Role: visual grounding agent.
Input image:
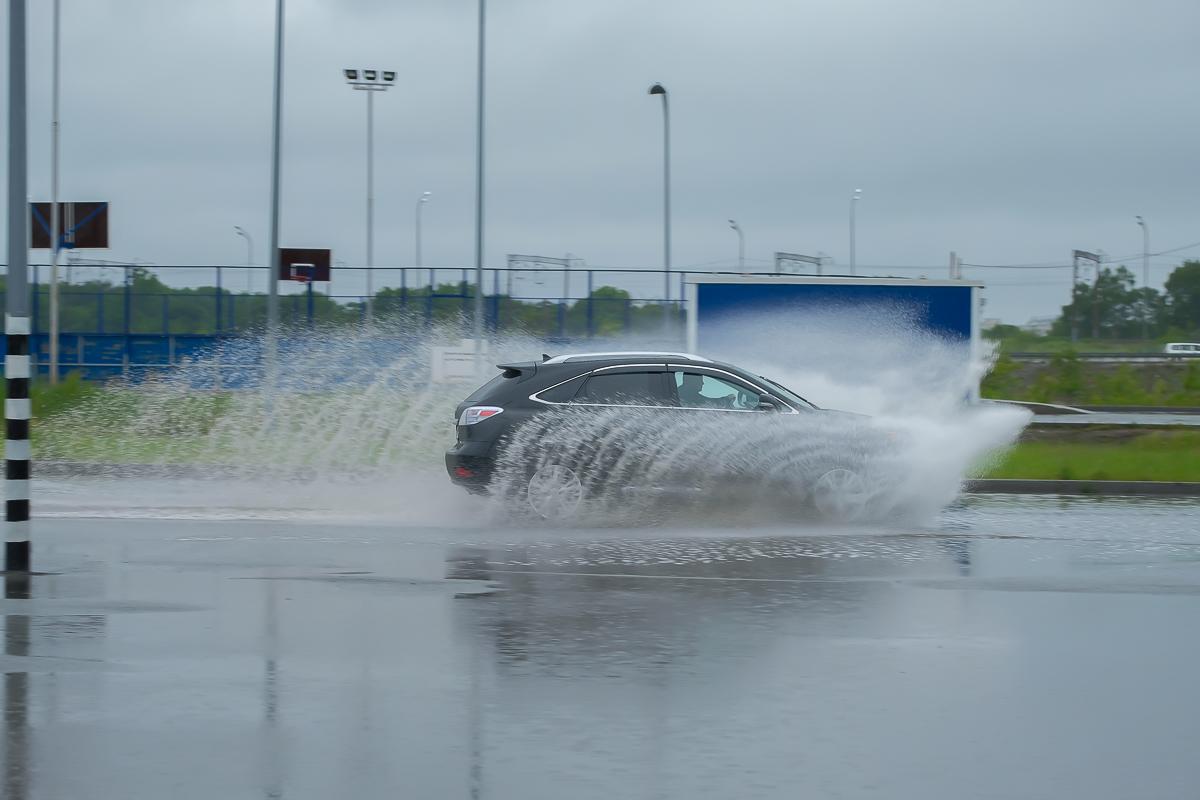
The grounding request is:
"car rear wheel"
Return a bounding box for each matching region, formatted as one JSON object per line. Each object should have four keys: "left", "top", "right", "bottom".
{"left": 526, "top": 464, "right": 583, "bottom": 521}
{"left": 812, "top": 467, "right": 870, "bottom": 521}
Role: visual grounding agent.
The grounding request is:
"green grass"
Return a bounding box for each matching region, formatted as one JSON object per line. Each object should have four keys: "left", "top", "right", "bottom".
{"left": 0, "top": 372, "right": 103, "bottom": 418}
{"left": 980, "top": 431, "right": 1200, "bottom": 482}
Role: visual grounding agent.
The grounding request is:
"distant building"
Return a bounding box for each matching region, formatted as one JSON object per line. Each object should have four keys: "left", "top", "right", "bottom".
{"left": 981, "top": 317, "right": 1003, "bottom": 330}
{"left": 1023, "top": 317, "right": 1056, "bottom": 335}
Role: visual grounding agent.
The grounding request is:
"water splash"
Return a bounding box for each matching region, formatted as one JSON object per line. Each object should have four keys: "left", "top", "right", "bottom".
{"left": 38, "top": 312, "right": 1028, "bottom": 526}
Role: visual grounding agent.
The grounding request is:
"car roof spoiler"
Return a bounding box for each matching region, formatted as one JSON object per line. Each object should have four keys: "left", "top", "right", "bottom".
{"left": 496, "top": 361, "right": 539, "bottom": 379}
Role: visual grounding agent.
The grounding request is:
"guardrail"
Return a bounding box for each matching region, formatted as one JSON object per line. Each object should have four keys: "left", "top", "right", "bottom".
{"left": 1006, "top": 352, "right": 1200, "bottom": 362}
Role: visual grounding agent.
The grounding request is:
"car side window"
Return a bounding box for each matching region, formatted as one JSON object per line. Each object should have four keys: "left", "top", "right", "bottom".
{"left": 673, "top": 371, "right": 761, "bottom": 410}
{"left": 573, "top": 371, "right": 669, "bottom": 406}
{"left": 536, "top": 376, "right": 585, "bottom": 403}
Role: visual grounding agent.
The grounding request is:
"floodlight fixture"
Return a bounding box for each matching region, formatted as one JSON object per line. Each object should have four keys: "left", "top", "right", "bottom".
{"left": 364, "top": 69, "right": 377, "bottom": 81}
{"left": 383, "top": 71, "right": 396, "bottom": 82}
{"left": 344, "top": 69, "right": 358, "bottom": 81}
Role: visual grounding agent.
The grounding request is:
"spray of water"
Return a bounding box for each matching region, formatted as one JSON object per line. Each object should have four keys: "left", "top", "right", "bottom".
{"left": 38, "top": 310, "right": 1028, "bottom": 526}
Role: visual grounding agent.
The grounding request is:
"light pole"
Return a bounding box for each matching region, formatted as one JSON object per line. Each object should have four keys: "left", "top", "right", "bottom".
{"left": 234, "top": 226, "right": 254, "bottom": 292}
{"left": 728, "top": 219, "right": 744, "bottom": 270}
{"left": 344, "top": 68, "right": 396, "bottom": 323}
{"left": 648, "top": 82, "right": 671, "bottom": 318}
{"left": 1136, "top": 215, "right": 1150, "bottom": 340}
{"left": 473, "top": 0, "right": 486, "bottom": 364}
{"left": 415, "top": 190, "right": 431, "bottom": 285}
{"left": 849, "top": 188, "right": 862, "bottom": 275}
{"left": 267, "top": 0, "right": 284, "bottom": 342}
{"left": 48, "top": 0, "right": 61, "bottom": 384}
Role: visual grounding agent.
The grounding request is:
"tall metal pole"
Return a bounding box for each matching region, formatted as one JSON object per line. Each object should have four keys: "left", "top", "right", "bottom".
{"left": 473, "top": 0, "right": 486, "bottom": 364}
{"left": 365, "top": 88, "right": 375, "bottom": 323}
{"left": 266, "top": 0, "right": 284, "bottom": 337}
{"left": 416, "top": 191, "right": 430, "bottom": 284}
{"left": 648, "top": 83, "right": 671, "bottom": 321}
{"left": 235, "top": 225, "right": 254, "bottom": 292}
{"left": 1136, "top": 215, "right": 1150, "bottom": 340}
{"left": 7, "top": 0, "right": 33, "bottom": 571}
{"left": 849, "top": 188, "right": 861, "bottom": 275}
{"left": 48, "top": 0, "right": 61, "bottom": 384}
{"left": 728, "top": 220, "right": 744, "bottom": 270}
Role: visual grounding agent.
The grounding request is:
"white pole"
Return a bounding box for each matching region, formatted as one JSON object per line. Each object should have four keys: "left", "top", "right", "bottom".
{"left": 365, "top": 88, "right": 375, "bottom": 324}
{"left": 473, "top": 0, "right": 486, "bottom": 365}
{"left": 48, "top": 0, "right": 61, "bottom": 384}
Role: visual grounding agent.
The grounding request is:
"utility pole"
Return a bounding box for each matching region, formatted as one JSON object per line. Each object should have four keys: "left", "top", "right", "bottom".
{"left": 1070, "top": 250, "right": 1100, "bottom": 343}
{"left": 7, "top": 0, "right": 33, "bottom": 572}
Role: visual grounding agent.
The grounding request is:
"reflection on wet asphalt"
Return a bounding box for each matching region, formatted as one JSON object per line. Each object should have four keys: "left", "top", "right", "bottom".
{"left": 3, "top": 494, "right": 1199, "bottom": 799}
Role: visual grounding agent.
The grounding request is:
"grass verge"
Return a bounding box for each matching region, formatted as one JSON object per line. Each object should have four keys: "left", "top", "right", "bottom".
{"left": 980, "top": 430, "right": 1200, "bottom": 482}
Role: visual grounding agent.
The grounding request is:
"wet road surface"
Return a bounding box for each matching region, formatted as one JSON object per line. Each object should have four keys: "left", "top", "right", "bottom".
{"left": 3, "top": 493, "right": 1200, "bottom": 799}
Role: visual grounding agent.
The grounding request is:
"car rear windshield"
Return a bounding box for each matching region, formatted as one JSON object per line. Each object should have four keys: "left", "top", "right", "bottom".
{"left": 463, "top": 373, "right": 512, "bottom": 404}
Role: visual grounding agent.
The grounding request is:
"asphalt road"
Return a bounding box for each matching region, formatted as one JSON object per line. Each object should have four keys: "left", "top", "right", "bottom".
{"left": 3, "top": 489, "right": 1199, "bottom": 799}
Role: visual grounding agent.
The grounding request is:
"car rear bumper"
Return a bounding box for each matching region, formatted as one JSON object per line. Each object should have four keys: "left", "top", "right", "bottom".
{"left": 445, "top": 439, "right": 496, "bottom": 493}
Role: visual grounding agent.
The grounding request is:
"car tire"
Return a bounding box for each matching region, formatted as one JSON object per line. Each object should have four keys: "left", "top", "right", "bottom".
{"left": 811, "top": 466, "right": 872, "bottom": 522}
{"left": 524, "top": 463, "right": 584, "bottom": 521}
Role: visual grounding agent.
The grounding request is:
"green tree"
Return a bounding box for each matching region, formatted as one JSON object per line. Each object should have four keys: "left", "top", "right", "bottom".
{"left": 1163, "top": 260, "right": 1200, "bottom": 336}
{"left": 1052, "top": 265, "right": 1157, "bottom": 340}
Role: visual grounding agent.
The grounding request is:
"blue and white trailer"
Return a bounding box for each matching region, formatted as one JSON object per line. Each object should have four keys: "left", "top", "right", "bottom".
{"left": 684, "top": 274, "right": 985, "bottom": 399}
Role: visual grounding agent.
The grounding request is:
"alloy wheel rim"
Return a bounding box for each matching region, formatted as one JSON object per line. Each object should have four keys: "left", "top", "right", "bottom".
{"left": 526, "top": 464, "right": 583, "bottom": 520}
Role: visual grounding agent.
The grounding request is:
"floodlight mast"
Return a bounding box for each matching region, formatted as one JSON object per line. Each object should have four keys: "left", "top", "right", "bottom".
{"left": 343, "top": 67, "right": 395, "bottom": 324}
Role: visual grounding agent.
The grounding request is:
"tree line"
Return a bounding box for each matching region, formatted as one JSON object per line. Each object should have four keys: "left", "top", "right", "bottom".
{"left": 0, "top": 267, "right": 676, "bottom": 337}
{"left": 1050, "top": 260, "right": 1200, "bottom": 340}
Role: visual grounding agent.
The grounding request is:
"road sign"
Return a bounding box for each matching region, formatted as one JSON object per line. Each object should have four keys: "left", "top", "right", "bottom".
{"left": 279, "top": 248, "right": 331, "bottom": 282}
{"left": 30, "top": 201, "right": 109, "bottom": 249}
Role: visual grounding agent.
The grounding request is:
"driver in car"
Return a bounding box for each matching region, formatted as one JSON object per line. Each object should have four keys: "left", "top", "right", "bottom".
{"left": 678, "top": 373, "right": 735, "bottom": 409}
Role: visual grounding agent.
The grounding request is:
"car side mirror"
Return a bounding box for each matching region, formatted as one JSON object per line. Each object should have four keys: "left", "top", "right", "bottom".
{"left": 757, "top": 394, "right": 782, "bottom": 412}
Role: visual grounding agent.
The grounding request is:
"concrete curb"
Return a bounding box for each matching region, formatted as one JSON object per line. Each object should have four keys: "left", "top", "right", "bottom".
{"left": 965, "top": 479, "right": 1200, "bottom": 496}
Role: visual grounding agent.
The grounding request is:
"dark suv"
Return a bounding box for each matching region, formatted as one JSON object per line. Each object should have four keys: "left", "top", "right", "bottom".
{"left": 446, "top": 352, "right": 883, "bottom": 520}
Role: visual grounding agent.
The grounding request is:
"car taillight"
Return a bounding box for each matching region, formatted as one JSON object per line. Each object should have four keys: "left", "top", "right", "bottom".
{"left": 459, "top": 406, "right": 504, "bottom": 426}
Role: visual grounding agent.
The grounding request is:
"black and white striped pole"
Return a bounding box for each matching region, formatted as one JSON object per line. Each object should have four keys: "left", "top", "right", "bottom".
{"left": 7, "top": 0, "right": 32, "bottom": 573}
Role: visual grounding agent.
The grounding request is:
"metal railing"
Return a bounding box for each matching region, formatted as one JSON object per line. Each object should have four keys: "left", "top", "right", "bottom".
{"left": 6, "top": 263, "right": 779, "bottom": 379}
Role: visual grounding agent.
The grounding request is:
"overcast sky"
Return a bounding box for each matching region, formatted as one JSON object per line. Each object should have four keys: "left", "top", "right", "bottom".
{"left": 2, "top": 0, "right": 1198, "bottom": 322}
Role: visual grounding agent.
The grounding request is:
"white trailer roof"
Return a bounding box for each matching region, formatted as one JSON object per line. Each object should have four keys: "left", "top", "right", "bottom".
{"left": 684, "top": 274, "right": 984, "bottom": 288}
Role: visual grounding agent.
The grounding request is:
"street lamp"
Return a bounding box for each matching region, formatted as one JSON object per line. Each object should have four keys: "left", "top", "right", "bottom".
{"left": 344, "top": 67, "right": 396, "bottom": 322}
{"left": 728, "top": 219, "right": 745, "bottom": 270}
{"left": 647, "top": 82, "right": 671, "bottom": 317}
{"left": 1136, "top": 215, "right": 1150, "bottom": 340}
{"left": 849, "top": 188, "right": 862, "bottom": 275}
{"left": 473, "top": 0, "right": 487, "bottom": 367}
{"left": 415, "top": 191, "right": 432, "bottom": 286}
{"left": 234, "top": 226, "right": 254, "bottom": 292}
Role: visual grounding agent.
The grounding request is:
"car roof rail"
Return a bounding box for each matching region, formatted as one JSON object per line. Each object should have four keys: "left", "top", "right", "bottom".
{"left": 542, "top": 351, "right": 713, "bottom": 365}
